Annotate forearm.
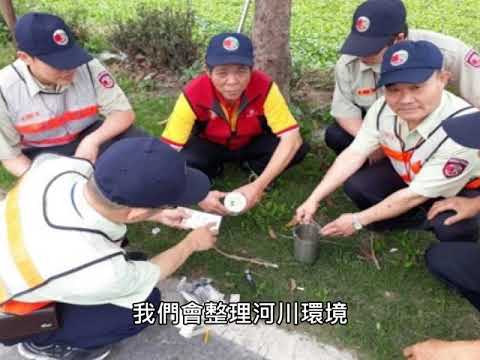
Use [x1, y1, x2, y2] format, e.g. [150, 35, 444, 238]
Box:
[2, 153, 31, 177]
[149, 238, 194, 280]
[254, 132, 302, 190]
[460, 340, 480, 357]
[308, 149, 367, 204]
[85, 110, 134, 146]
[336, 117, 363, 137]
[358, 188, 427, 226]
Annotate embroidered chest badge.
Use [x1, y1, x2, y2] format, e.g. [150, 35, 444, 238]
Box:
[443, 158, 469, 178]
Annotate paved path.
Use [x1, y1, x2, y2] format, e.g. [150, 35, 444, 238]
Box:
[0, 278, 358, 360]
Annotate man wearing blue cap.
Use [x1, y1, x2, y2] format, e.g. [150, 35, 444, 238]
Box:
[0, 12, 147, 177]
[326, 0, 480, 157]
[296, 40, 480, 244]
[161, 32, 309, 214]
[0, 137, 217, 359]
[402, 113, 480, 359]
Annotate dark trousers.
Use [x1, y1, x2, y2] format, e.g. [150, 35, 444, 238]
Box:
[426, 242, 480, 312]
[23, 120, 150, 160]
[324, 122, 354, 155]
[182, 132, 310, 179]
[343, 158, 480, 242]
[1, 288, 161, 350]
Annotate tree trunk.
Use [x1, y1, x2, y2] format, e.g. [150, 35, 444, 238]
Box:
[252, 0, 292, 101]
[0, 0, 16, 46]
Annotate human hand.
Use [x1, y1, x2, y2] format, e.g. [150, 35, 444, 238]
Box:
[150, 207, 190, 229]
[232, 183, 264, 212]
[403, 339, 480, 360]
[295, 198, 320, 224]
[321, 213, 357, 237]
[198, 191, 228, 215]
[74, 137, 100, 163]
[427, 197, 480, 225]
[185, 223, 218, 252]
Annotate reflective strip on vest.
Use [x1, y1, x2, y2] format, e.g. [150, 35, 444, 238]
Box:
[15, 105, 99, 134]
[6, 185, 44, 287]
[0, 184, 52, 315]
[17, 105, 99, 147]
[0, 277, 7, 302]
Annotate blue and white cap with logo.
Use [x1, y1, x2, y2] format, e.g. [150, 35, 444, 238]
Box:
[340, 0, 407, 57]
[94, 138, 211, 208]
[205, 32, 254, 67]
[377, 40, 443, 88]
[15, 12, 92, 70]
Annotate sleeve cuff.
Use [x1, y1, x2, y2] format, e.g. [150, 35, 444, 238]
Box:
[160, 136, 185, 148]
[275, 124, 299, 136]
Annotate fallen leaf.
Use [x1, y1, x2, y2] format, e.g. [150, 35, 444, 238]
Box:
[288, 278, 297, 294]
[268, 226, 277, 239]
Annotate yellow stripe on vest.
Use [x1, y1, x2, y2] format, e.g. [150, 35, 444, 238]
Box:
[0, 276, 8, 303]
[6, 185, 44, 288]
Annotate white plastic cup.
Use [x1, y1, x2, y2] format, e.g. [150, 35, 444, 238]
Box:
[224, 192, 247, 215]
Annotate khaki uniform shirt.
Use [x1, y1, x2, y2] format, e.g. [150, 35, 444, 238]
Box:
[350, 91, 480, 198]
[0, 59, 132, 160]
[331, 29, 480, 120]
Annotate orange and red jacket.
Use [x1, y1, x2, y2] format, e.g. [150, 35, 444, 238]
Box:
[183, 70, 273, 150]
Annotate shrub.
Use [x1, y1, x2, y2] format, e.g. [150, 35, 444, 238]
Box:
[110, 6, 200, 73]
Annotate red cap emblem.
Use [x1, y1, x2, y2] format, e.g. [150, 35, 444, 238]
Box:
[355, 16, 370, 32]
[222, 36, 239, 52]
[52, 29, 69, 46]
[465, 49, 480, 68]
[443, 158, 469, 178]
[390, 50, 409, 66]
[97, 71, 115, 89]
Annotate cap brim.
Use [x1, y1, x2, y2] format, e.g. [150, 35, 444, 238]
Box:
[37, 43, 92, 70]
[340, 32, 392, 57]
[171, 166, 211, 206]
[377, 68, 435, 88]
[443, 112, 480, 149]
[206, 55, 253, 67]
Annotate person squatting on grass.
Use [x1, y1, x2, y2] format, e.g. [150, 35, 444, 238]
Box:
[161, 32, 309, 215]
[326, 0, 480, 157]
[401, 113, 480, 359]
[0, 138, 217, 360]
[296, 40, 480, 252]
[0, 12, 149, 178]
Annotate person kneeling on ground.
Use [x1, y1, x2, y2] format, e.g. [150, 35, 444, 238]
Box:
[161, 32, 309, 214]
[0, 137, 216, 360]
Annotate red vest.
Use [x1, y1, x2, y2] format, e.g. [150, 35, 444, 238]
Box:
[183, 70, 272, 150]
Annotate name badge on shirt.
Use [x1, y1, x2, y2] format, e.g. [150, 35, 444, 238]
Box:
[356, 87, 376, 97]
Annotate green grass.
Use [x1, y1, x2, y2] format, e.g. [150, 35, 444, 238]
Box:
[1, 1, 480, 358]
[9, 0, 480, 68]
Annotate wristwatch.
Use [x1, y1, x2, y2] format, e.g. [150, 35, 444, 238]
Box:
[352, 213, 363, 231]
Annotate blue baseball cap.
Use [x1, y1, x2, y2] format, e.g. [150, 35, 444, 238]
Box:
[377, 40, 443, 88]
[205, 32, 253, 67]
[94, 138, 211, 208]
[15, 12, 92, 70]
[443, 111, 480, 149]
[341, 0, 407, 57]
